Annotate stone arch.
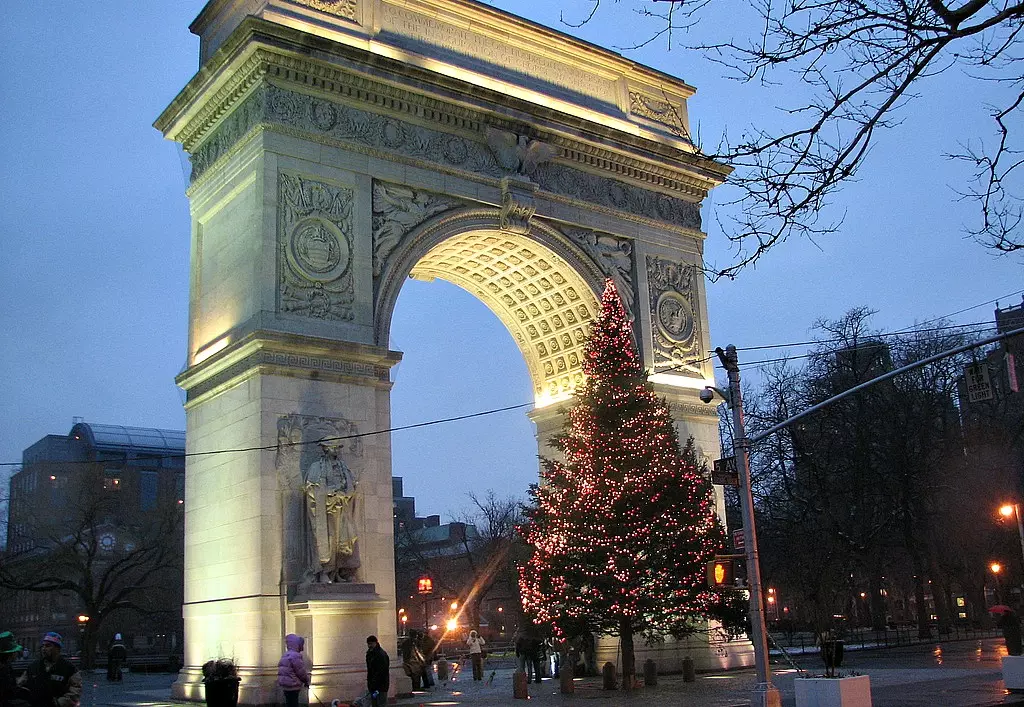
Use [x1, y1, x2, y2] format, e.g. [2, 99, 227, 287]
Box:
[374, 206, 608, 406]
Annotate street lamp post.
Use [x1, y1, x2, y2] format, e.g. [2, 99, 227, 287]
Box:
[991, 563, 1004, 604]
[1000, 504, 1024, 599]
[706, 345, 781, 707]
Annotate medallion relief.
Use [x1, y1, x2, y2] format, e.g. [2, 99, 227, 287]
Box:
[278, 173, 355, 321]
[647, 256, 703, 375]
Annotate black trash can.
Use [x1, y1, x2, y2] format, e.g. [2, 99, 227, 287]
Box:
[204, 677, 240, 707]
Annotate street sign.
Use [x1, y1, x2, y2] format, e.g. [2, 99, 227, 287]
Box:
[965, 363, 994, 402]
[712, 456, 739, 486]
[733, 528, 746, 552]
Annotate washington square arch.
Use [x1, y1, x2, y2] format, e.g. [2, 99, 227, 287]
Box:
[155, 0, 745, 702]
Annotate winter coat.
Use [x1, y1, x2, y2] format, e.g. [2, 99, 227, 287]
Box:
[19, 657, 80, 707]
[277, 635, 310, 691]
[365, 645, 390, 693]
[466, 634, 485, 655]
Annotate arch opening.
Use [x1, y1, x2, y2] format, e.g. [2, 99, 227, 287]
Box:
[382, 221, 602, 408]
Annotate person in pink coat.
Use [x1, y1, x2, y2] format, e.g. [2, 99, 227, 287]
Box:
[277, 634, 310, 707]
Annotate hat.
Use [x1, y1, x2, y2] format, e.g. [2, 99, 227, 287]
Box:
[0, 632, 22, 655]
[42, 632, 63, 649]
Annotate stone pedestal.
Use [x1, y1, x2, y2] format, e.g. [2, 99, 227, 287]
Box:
[1003, 655, 1024, 692]
[290, 584, 398, 704]
[794, 676, 872, 707]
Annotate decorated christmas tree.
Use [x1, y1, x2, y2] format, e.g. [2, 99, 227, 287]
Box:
[519, 279, 725, 688]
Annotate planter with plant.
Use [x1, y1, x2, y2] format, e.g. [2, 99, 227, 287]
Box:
[202, 659, 240, 707]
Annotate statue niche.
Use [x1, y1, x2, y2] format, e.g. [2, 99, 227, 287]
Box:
[276, 414, 362, 586]
[304, 442, 360, 582]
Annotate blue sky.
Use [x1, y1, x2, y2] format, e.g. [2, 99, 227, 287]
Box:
[1, 0, 1020, 520]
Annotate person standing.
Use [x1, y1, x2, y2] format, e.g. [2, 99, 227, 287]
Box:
[364, 636, 389, 707]
[106, 634, 127, 682]
[0, 632, 28, 707]
[277, 634, 310, 707]
[465, 630, 486, 681]
[18, 633, 81, 707]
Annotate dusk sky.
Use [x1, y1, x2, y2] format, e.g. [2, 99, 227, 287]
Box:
[1, 0, 1021, 521]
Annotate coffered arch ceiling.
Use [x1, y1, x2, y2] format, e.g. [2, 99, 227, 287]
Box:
[407, 230, 599, 408]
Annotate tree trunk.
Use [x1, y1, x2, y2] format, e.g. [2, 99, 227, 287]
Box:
[619, 618, 635, 692]
[869, 574, 887, 630]
[913, 572, 932, 640]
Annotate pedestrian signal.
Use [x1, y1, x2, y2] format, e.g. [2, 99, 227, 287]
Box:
[707, 559, 734, 588]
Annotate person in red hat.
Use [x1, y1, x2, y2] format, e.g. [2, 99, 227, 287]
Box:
[18, 633, 80, 707]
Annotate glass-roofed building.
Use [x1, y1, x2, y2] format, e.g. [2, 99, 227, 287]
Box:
[3, 420, 185, 661]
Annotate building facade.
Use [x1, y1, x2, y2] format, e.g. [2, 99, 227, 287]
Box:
[2, 421, 185, 660]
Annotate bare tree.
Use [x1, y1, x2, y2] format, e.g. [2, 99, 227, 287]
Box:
[0, 472, 183, 667]
[569, 0, 1024, 276]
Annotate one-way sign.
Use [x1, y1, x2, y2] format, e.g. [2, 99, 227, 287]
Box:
[712, 456, 739, 486]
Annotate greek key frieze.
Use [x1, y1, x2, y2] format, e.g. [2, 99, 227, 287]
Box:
[278, 173, 355, 321]
[647, 256, 702, 374]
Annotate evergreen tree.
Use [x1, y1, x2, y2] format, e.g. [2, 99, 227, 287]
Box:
[519, 279, 725, 688]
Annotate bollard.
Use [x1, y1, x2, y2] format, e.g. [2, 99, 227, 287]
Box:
[435, 658, 450, 681]
[682, 656, 695, 683]
[602, 661, 618, 690]
[643, 658, 657, 686]
[559, 658, 575, 694]
[513, 669, 530, 699]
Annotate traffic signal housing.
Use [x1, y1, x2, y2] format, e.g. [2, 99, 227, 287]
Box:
[708, 558, 735, 588]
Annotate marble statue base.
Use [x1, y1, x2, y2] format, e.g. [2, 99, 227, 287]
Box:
[290, 584, 409, 704]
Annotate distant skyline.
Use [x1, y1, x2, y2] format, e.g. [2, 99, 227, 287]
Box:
[1, 1, 1021, 520]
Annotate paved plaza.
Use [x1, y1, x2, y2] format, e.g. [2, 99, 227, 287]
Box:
[75, 638, 1024, 707]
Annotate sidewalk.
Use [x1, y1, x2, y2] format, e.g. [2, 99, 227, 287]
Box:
[76, 639, 1024, 707]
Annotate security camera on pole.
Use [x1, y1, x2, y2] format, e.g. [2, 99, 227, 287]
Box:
[703, 345, 781, 707]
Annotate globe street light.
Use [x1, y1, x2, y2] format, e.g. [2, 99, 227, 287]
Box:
[1000, 504, 1024, 596]
[992, 562, 1004, 604]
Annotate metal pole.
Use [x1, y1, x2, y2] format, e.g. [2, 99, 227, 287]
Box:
[717, 345, 782, 707]
[1015, 504, 1024, 599]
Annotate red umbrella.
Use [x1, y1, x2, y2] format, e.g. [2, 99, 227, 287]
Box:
[989, 605, 1013, 614]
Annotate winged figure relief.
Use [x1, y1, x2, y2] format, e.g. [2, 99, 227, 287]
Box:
[485, 127, 557, 176]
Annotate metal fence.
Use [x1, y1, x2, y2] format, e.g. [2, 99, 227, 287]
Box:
[768, 624, 1002, 656]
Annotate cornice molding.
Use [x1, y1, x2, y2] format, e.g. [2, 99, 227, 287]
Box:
[177, 330, 400, 408]
[159, 22, 727, 196]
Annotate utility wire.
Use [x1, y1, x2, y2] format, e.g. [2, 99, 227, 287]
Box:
[2, 291, 1017, 469]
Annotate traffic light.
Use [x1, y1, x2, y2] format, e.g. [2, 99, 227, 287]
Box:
[707, 558, 735, 588]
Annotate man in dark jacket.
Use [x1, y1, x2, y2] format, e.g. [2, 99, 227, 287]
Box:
[106, 634, 127, 682]
[364, 636, 389, 707]
[18, 633, 81, 707]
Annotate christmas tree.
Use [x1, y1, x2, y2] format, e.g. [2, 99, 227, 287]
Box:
[519, 279, 725, 688]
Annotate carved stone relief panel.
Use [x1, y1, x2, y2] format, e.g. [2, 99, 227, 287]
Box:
[561, 227, 635, 321]
[629, 91, 689, 139]
[647, 256, 703, 375]
[277, 173, 355, 321]
[294, 0, 357, 20]
[371, 181, 462, 277]
[276, 413, 364, 584]
[191, 83, 702, 231]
